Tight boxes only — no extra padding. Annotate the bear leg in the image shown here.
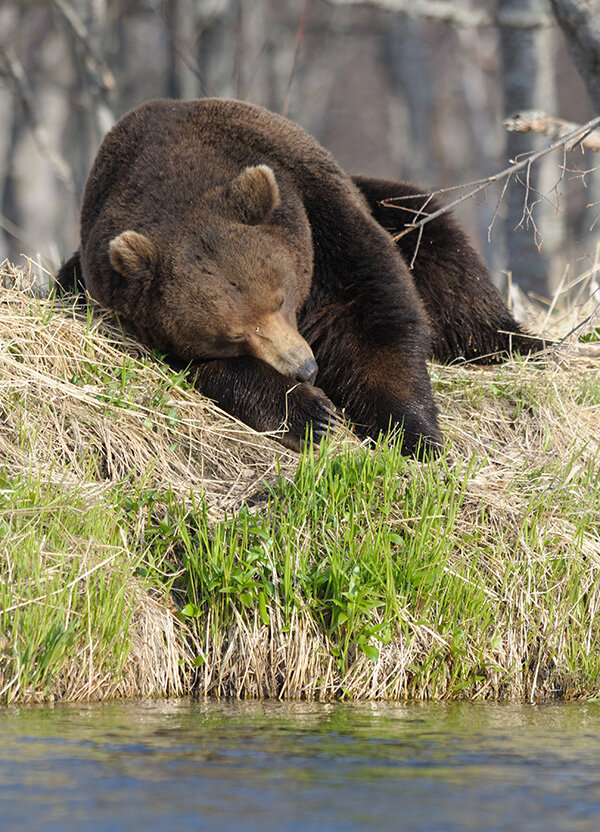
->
[190,356,339,451]
[306,315,441,456]
[301,269,442,456]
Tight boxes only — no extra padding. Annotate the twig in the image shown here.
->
[49,0,115,94]
[552,300,600,357]
[487,174,511,242]
[388,115,600,241]
[0,43,76,193]
[0,212,41,252]
[504,111,600,152]
[282,0,311,117]
[158,0,210,96]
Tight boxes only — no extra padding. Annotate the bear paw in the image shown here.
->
[280,383,340,451]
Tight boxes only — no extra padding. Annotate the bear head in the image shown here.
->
[105,165,318,382]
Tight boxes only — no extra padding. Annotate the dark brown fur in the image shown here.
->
[56,98,542,455]
[352,177,546,362]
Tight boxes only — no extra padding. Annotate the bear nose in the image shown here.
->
[296,356,318,384]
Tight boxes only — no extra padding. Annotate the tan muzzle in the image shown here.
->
[247,313,318,383]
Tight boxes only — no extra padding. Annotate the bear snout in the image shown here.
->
[295,355,318,384]
[245,312,318,383]
[253,337,318,383]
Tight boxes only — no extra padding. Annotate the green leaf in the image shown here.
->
[239,592,254,608]
[258,591,270,626]
[359,643,380,661]
[180,603,201,618]
[580,327,600,343]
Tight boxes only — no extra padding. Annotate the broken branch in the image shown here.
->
[504,111,600,152]
[388,114,600,241]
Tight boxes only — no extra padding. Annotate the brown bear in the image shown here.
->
[56,98,543,454]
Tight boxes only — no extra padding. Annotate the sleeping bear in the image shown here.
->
[56,98,543,454]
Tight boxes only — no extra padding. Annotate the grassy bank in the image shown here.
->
[1,261,599,703]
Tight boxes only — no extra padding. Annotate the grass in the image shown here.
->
[1,260,599,703]
[1,473,146,702]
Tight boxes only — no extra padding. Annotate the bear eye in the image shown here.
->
[275,297,284,312]
[227,333,244,342]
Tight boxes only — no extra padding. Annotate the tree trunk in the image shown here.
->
[549,0,600,112]
[499,0,558,299]
[549,1,600,291]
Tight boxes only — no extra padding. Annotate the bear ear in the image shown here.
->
[109,230,158,276]
[227,165,281,225]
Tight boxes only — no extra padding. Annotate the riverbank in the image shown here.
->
[1,261,599,703]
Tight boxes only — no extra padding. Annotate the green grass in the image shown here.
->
[0,472,137,701]
[3,417,599,703]
[1,271,600,702]
[136,436,600,700]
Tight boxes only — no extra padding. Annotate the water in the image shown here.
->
[1,699,600,831]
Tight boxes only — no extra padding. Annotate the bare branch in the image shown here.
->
[488,175,511,242]
[158,1,209,97]
[505,110,600,151]
[49,0,115,94]
[387,115,600,241]
[0,43,75,193]
[0,211,42,253]
[282,0,311,118]
[324,0,553,29]
[553,300,600,356]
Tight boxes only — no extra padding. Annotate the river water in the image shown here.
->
[1,699,599,831]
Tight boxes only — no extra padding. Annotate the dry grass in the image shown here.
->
[176,281,600,701]
[1,259,599,703]
[0,261,301,508]
[0,260,300,701]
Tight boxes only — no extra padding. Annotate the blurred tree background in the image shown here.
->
[0,0,598,301]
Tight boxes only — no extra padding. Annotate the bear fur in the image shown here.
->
[56,98,543,455]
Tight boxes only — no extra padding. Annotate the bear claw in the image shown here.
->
[281,383,339,450]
